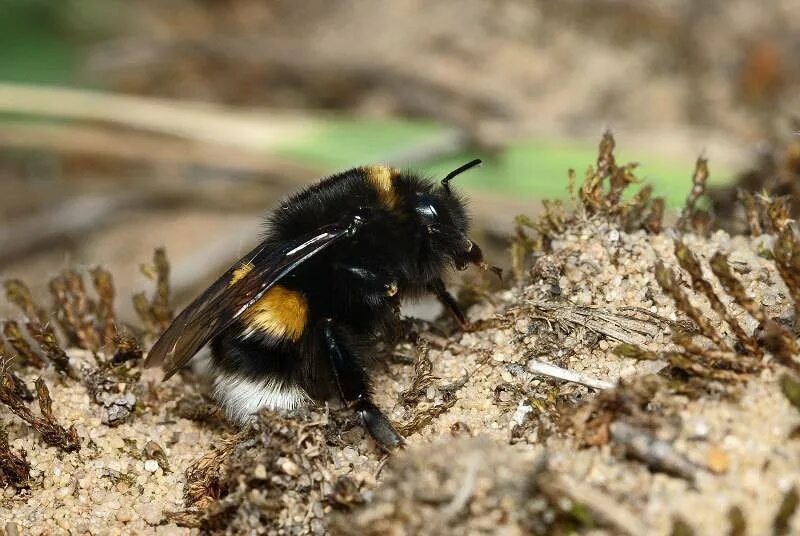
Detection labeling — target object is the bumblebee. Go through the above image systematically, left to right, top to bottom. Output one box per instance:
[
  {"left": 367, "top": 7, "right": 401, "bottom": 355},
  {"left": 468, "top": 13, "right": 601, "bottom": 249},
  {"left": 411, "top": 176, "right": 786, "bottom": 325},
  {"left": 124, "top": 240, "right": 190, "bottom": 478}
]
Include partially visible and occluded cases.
[{"left": 145, "top": 160, "right": 492, "bottom": 449}]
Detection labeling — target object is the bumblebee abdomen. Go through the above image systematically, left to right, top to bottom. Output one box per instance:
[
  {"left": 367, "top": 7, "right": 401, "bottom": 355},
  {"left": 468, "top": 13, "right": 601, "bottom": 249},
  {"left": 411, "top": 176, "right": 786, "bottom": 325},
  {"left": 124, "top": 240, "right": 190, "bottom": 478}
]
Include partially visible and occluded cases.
[{"left": 240, "top": 285, "right": 309, "bottom": 341}]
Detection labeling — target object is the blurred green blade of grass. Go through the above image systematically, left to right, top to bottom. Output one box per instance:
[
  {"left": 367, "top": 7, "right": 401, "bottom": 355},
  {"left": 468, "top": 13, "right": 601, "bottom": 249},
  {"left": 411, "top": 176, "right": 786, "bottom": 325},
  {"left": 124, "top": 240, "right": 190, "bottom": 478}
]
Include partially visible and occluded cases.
[
  {"left": 0, "top": 3, "right": 78, "bottom": 85},
  {"left": 278, "top": 117, "right": 442, "bottom": 167},
  {"left": 279, "top": 118, "right": 733, "bottom": 207}
]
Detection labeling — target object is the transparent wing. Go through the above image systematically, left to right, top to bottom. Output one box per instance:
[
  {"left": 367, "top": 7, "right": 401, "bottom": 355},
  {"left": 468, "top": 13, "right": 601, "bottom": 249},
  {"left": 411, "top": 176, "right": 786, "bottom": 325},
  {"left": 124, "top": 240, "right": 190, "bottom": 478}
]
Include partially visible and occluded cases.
[{"left": 144, "top": 216, "right": 361, "bottom": 380}]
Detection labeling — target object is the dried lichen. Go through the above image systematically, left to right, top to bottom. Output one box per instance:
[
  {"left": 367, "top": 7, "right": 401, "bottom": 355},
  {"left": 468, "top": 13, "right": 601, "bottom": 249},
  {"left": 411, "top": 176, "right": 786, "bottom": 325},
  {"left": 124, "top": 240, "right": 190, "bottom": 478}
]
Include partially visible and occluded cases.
[
  {"left": 511, "top": 131, "right": 665, "bottom": 278},
  {"left": 677, "top": 157, "right": 711, "bottom": 234},
  {"left": 773, "top": 225, "right": 800, "bottom": 325},
  {"left": 673, "top": 240, "right": 760, "bottom": 357},
  {"left": 133, "top": 247, "right": 173, "bottom": 338},
  {"left": 3, "top": 260, "right": 154, "bottom": 427},
  {"left": 655, "top": 261, "right": 729, "bottom": 352},
  {"left": 91, "top": 267, "right": 118, "bottom": 347},
  {"left": 50, "top": 271, "right": 101, "bottom": 352},
  {"left": 3, "top": 279, "right": 46, "bottom": 324},
  {"left": 2, "top": 320, "right": 44, "bottom": 369},
  {"left": 24, "top": 322, "right": 69, "bottom": 374},
  {"left": 398, "top": 345, "right": 437, "bottom": 406},
  {"left": 0, "top": 374, "right": 80, "bottom": 452},
  {"left": 781, "top": 374, "right": 800, "bottom": 412},
  {"left": 567, "top": 375, "right": 665, "bottom": 448},
  {"left": 173, "top": 411, "right": 333, "bottom": 534},
  {"left": 0, "top": 420, "right": 30, "bottom": 489},
  {"left": 610, "top": 421, "right": 699, "bottom": 482},
  {"left": 180, "top": 432, "right": 247, "bottom": 515},
  {"left": 774, "top": 487, "right": 799, "bottom": 536}
]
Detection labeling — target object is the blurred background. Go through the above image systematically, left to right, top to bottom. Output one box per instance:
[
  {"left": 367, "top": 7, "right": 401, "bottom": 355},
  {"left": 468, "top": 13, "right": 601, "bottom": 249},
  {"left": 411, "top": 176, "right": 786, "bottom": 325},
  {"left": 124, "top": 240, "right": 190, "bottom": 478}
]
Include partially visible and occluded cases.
[{"left": 1, "top": 0, "right": 799, "bottom": 320}]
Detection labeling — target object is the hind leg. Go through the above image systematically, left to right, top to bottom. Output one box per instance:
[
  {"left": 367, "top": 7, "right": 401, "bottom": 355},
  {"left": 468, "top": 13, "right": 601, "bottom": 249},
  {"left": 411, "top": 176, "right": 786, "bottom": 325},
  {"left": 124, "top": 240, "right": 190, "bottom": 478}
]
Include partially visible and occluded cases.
[{"left": 320, "top": 318, "right": 404, "bottom": 450}]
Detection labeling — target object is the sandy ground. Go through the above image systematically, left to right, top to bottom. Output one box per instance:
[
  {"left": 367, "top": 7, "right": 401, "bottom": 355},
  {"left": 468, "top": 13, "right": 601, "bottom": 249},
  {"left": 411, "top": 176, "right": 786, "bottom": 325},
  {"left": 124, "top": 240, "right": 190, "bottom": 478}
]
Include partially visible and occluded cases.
[{"left": 3, "top": 209, "right": 800, "bottom": 534}]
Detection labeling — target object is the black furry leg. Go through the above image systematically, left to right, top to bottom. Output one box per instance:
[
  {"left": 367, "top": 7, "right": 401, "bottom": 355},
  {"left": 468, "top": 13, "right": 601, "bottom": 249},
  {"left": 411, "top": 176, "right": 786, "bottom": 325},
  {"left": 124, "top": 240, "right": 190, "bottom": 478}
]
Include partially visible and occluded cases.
[
  {"left": 430, "top": 278, "right": 470, "bottom": 330},
  {"left": 321, "top": 319, "right": 404, "bottom": 450}
]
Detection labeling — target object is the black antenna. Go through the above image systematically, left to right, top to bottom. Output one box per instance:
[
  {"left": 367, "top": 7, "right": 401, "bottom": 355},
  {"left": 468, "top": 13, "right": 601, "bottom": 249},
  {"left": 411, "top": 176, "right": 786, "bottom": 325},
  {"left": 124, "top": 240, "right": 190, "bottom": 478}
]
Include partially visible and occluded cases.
[{"left": 442, "top": 158, "right": 482, "bottom": 193}]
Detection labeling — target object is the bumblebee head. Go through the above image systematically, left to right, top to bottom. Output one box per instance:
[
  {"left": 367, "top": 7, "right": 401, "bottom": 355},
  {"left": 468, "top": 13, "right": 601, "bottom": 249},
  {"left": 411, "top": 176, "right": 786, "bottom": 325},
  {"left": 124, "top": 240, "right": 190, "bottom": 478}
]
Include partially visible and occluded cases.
[{"left": 411, "top": 159, "right": 492, "bottom": 274}]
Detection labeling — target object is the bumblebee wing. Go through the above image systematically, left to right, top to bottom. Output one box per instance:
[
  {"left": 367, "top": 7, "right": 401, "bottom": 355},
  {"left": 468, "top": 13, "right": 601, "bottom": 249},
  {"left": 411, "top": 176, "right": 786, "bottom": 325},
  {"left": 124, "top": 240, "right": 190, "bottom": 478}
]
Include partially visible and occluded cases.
[
  {"left": 145, "top": 221, "right": 355, "bottom": 380},
  {"left": 143, "top": 240, "right": 266, "bottom": 371}
]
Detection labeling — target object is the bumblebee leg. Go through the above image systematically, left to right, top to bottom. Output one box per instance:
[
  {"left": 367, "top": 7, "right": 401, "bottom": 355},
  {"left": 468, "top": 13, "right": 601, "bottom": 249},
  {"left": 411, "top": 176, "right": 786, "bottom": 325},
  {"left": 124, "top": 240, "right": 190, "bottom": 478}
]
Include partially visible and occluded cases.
[
  {"left": 430, "top": 278, "right": 470, "bottom": 330},
  {"left": 321, "top": 319, "right": 404, "bottom": 450}
]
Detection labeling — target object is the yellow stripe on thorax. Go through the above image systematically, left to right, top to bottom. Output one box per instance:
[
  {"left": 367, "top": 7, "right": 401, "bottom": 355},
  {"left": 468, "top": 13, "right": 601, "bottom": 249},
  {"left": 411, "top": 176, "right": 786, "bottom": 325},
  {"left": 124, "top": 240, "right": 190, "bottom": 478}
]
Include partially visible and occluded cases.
[
  {"left": 365, "top": 165, "right": 399, "bottom": 209},
  {"left": 242, "top": 285, "right": 308, "bottom": 341}
]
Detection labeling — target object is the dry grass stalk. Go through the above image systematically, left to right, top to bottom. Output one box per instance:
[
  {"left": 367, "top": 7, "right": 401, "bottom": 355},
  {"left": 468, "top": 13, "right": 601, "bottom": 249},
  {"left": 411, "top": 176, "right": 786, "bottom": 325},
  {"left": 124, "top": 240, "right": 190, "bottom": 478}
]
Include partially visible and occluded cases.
[
  {"left": 596, "top": 130, "right": 616, "bottom": 179},
  {"left": 580, "top": 132, "right": 642, "bottom": 216},
  {"left": 514, "top": 133, "right": 665, "bottom": 275},
  {"left": 677, "top": 157, "right": 710, "bottom": 233},
  {"left": 579, "top": 162, "right": 605, "bottom": 215},
  {"left": 608, "top": 164, "right": 639, "bottom": 208},
  {"left": 622, "top": 184, "right": 652, "bottom": 231},
  {"left": 738, "top": 190, "right": 762, "bottom": 236},
  {"left": 766, "top": 196, "right": 792, "bottom": 234},
  {"left": 644, "top": 198, "right": 665, "bottom": 234},
  {"left": 540, "top": 200, "right": 567, "bottom": 236},
  {"left": 510, "top": 215, "right": 537, "bottom": 280},
  {"left": 773, "top": 226, "right": 800, "bottom": 323},
  {"left": 673, "top": 241, "right": 761, "bottom": 357},
  {"left": 134, "top": 248, "right": 173, "bottom": 336},
  {"left": 707, "top": 252, "right": 800, "bottom": 368},
  {"left": 708, "top": 253, "right": 768, "bottom": 323},
  {"left": 655, "top": 262, "right": 730, "bottom": 351},
  {"left": 39, "top": 266, "right": 127, "bottom": 360},
  {"left": 91, "top": 267, "right": 118, "bottom": 346},
  {"left": 9, "top": 268, "right": 145, "bottom": 425},
  {"left": 64, "top": 270, "right": 102, "bottom": 351},
  {"left": 49, "top": 274, "right": 97, "bottom": 351},
  {"left": 3, "top": 280, "right": 46, "bottom": 324},
  {"left": 759, "top": 320, "right": 800, "bottom": 372},
  {"left": 2, "top": 321, "right": 45, "bottom": 369},
  {"left": 25, "top": 322, "right": 70, "bottom": 374},
  {"left": 110, "top": 332, "right": 143, "bottom": 365},
  {"left": 670, "top": 332, "right": 761, "bottom": 374},
  {"left": 613, "top": 343, "right": 659, "bottom": 361},
  {"left": 399, "top": 346, "right": 437, "bottom": 405},
  {"left": 664, "top": 353, "right": 747, "bottom": 383},
  {"left": 528, "top": 358, "right": 614, "bottom": 390},
  {"left": 6, "top": 372, "right": 33, "bottom": 402},
  {"left": 0, "top": 374, "right": 80, "bottom": 452},
  {"left": 781, "top": 374, "right": 800, "bottom": 413},
  {"left": 568, "top": 375, "right": 663, "bottom": 448},
  {"left": 395, "top": 396, "right": 457, "bottom": 436},
  {"left": 0, "top": 421, "right": 30, "bottom": 489},
  {"left": 610, "top": 421, "right": 699, "bottom": 482},
  {"left": 183, "top": 432, "right": 247, "bottom": 510},
  {"left": 144, "top": 440, "right": 171, "bottom": 473},
  {"left": 536, "top": 470, "right": 648, "bottom": 536},
  {"left": 774, "top": 486, "right": 799, "bottom": 536},
  {"left": 728, "top": 506, "right": 746, "bottom": 536},
  {"left": 670, "top": 517, "right": 696, "bottom": 536}
]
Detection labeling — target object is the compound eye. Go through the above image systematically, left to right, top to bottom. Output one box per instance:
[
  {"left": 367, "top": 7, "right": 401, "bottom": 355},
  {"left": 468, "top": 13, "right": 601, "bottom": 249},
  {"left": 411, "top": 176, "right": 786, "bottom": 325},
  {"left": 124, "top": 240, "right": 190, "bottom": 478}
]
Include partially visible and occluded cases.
[{"left": 415, "top": 195, "right": 439, "bottom": 226}]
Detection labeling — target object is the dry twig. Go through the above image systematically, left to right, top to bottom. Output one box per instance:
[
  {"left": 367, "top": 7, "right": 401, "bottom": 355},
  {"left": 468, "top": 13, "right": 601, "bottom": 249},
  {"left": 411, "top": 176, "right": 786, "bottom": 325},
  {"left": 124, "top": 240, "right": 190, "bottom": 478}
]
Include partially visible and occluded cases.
[
  {"left": 528, "top": 358, "right": 614, "bottom": 390},
  {"left": 610, "top": 421, "right": 698, "bottom": 482}
]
